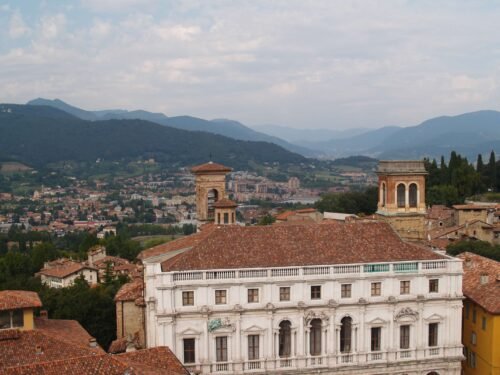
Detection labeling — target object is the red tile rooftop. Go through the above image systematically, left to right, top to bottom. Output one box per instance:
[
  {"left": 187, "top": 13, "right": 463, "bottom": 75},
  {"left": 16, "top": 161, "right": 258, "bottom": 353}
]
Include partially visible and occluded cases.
[
  {"left": 190, "top": 161, "right": 232, "bottom": 174},
  {"left": 212, "top": 198, "right": 238, "bottom": 208},
  {"left": 161, "top": 221, "right": 445, "bottom": 272},
  {"left": 457, "top": 252, "right": 500, "bottom": 314},
  {"left": 0, "top": 291, "right": 42, "bottom": 311}
]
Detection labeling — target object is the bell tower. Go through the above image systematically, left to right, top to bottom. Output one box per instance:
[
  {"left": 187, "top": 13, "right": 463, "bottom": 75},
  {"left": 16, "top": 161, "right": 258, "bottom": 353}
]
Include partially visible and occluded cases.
[
  {"left": 376, "top": 160, "right": 427, "bottom": 240},
  {"left": 191, "top": 161, "right": 232, "bottom": 222}
]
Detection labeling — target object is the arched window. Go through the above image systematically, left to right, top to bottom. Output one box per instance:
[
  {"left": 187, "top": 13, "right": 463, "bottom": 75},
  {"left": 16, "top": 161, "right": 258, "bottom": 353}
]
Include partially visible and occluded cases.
[
  {"left": 381, "top": 183, "right": 386, "bottom": 207},
  {"left": 409, "top": 183, "right": 418, "bottom": 208},
  {"left": 397, "top": 184, "right": 406, "bottom": 208},
  {"left": 207, "top": 189, "right": 219, "bottom": 219},
  {"left": 340, "top": 317, "right": 352, "bottom": 353},
  {"left": 310, "top": 319, "right": 322, "bottom": 356},
  {"left": 279, "top": 320, "right": 291, "bottom": 357},
  {"left": 427, "top": 372, "right": 439, "bottom": 375}
]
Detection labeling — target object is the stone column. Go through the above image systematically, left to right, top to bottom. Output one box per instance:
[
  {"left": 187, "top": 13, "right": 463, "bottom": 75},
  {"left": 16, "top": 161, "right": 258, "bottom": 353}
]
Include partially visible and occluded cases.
[{"left": 235, "top": 316, "right": 242, "bottom": 371}]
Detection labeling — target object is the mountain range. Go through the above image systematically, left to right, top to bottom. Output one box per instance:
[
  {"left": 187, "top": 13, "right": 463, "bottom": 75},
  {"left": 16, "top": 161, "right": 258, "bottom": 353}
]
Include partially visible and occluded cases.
[
  {"left": 27, "top": 98, "right": 313, "bottom": 156},
  {"left": 27, "top": 98, "right": 500, "bottom": 161},
  {"left": 0, "top": 104, "right": 305, "bottom": 170}
]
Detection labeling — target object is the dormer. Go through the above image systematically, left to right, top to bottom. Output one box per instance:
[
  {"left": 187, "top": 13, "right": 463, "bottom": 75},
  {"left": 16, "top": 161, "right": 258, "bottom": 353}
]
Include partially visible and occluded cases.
[{"left": 0, "top": 290, "right": 42, "bottom": 331}]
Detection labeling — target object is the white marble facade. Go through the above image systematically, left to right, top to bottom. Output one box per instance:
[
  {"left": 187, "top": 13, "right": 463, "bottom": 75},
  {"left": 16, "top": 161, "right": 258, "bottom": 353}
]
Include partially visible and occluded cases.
[{"left": 144, "top": 256, "right": 464, "bottom": 375}]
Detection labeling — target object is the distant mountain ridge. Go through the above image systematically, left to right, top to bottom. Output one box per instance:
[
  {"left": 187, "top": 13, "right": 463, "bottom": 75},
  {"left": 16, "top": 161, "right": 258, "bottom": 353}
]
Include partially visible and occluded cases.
[
  {"left": 27, "top": 98, "right": 314, "bottom": 157},
  {"left": 0, "top": 104, "right": 305, "bottom": 169}
]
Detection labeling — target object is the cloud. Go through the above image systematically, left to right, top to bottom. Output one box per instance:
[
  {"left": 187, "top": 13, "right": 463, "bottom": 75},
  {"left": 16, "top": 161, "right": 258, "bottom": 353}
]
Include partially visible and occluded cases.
[
  {"left": 2, "top": 1, "right": 500, "bottom": 128},
  {"left": 9, "top": 11, "right": 30, "bottom": 38},
  {"left": 40, "top": 14, "right": 66, "bottom": 39}
]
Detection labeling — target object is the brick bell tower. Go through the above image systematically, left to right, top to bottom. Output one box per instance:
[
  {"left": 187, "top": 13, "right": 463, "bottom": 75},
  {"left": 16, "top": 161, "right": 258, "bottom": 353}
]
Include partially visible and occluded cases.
[
  {"left": 376, "top": 160, "right": 427, "bottom": 241},
  {"left": 191, "top": 161, "right": 232, "bottom": 223}
]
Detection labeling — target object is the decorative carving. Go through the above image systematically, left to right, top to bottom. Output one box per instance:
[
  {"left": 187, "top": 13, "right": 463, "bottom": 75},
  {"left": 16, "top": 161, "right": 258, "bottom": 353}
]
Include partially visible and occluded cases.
[
  {"left": 387, "top": 296, "right": 396, "bottom": 303},
  {"left": 358, "top": 298, "right": 368, "bottom": 305},
  {"left": 327, "top": 299, "right": 338, "bottom": 308},
  {"left": 297, "top": 301, "right": 306, "bottom": 309},
  {"left": 265, "top": 302, "right": 275, "bottom": 311},
  {"left": 233, "top": 304, "right": 244, "bottom": 312},
  {"left": 200, "top": 305, "right": 211, "bottom": 314},
  {"left": 394, "top": 307, "right": 419, "bottom": 322},
  {"left": 304, "top": 310, "right": 329, "bottom": 325},
  {"left": 208, "top": 317, "right": 234, "bottom": 332}
]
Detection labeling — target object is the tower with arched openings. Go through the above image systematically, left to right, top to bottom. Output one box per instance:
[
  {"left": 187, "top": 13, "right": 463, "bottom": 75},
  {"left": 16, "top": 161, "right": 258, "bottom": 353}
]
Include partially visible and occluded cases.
[
  {"left": 376, "top": 160, "right": 427, "bottom": 240},
  {"left": 191, "top": 161, "right": 232, "bottom": 223}
]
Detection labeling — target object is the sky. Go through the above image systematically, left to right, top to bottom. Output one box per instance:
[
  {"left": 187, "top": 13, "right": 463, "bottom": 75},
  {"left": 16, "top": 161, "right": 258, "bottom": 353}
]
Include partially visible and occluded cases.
[{"left": 1, "top": 1, "right": 500, "bottom": 129}]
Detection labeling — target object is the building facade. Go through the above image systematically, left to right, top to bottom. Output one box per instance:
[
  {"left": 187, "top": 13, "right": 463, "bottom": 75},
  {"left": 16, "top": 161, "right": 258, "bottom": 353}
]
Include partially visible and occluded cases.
[
  {"left": 143, "top": 222, "right": 464, "bottom": 375},
  {"left": 457, "top": 253, "right": 500, "bottom": 375}
]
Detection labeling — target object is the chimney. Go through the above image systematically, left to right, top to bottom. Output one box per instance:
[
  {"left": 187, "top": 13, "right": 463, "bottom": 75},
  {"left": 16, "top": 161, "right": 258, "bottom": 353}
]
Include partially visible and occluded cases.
[
  {"left": 464, "top": 258, "right": 472, "bottom": 268},
  {"left": 480, "top": 274, "right": 489, "bottom": 285},
  {"left": 39, "top": 310, "right": 48, "bottom": 320},
  {"left": 89, "top": 338, "right": 98, "bottom": 348},
  {"left": 35, "top": 345, "right": 43, "bottom": 355}
]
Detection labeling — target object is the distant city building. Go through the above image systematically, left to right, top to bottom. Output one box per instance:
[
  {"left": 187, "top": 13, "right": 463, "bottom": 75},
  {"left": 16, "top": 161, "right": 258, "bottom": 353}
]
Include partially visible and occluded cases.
[{"left": 288, "top": 176, "right": 300, "bottom": 190}]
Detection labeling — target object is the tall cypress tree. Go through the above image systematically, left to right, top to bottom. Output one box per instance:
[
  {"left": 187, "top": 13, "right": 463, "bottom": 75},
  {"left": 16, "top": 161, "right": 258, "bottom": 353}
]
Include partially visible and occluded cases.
[
  {"left": 488, "top": 151, "right": 497, "bottom": 190},
  {"left": 476, "top": 154, "right": 484, "bottom": 173}
]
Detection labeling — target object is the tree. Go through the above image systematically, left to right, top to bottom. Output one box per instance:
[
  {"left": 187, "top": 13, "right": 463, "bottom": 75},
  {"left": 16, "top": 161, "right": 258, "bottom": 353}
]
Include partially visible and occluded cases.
[
  {"left": 488, "top": 151, "right": 497, "bottom": 190},
  {"left": 314, "top": 187, "right": 378, "bottom": 215},
  {"left": 258, "top": 214, "right": 276, "bottom": 226},
  {"left": 447, "top": 240, "right": 500, "bottom": 261}
]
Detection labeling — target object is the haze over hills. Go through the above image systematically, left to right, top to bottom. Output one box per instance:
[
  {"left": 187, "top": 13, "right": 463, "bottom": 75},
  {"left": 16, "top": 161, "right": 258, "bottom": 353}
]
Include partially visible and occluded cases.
[
  {"left": 27, "top": 98, "right": 314, "bottom": 157},
  {"left": 0, "top": 104, "right": 305, "bottom": 170},
  {"left": 251, "top": 124, "right": 370, "bottom": 143}
]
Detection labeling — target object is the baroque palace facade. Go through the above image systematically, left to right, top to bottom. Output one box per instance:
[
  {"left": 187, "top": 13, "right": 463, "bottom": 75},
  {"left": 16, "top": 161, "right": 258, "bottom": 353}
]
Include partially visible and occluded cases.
[{"left": 141, "top": 161, "right": 464, "bottom": 375}]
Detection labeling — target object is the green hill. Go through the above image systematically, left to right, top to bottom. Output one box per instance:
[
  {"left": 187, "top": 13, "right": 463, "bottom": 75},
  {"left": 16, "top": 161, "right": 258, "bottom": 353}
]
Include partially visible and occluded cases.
[{"left": 0, "top": 104, "right": 305, "bottom": 170}]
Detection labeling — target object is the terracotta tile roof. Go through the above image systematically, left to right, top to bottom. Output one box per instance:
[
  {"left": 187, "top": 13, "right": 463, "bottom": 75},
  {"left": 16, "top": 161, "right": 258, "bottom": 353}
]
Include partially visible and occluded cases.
[
  {"left": 191, "top": 161, "right": 232, "bottom": 174},
  {"left": 212, "top": 198, "right": 238, "bottom": 208},
  {"left": 453, "top": 204, "right": 497, "bottom": 210},
  {"left": 426, "top": 205, "right": 454, "bottom": 220},
  {"left": 275, "top": 210, "right": 294, "bottom": 221},
  {"left": 162, "top": 221, "right": 445, "bottom": 272},
  {"left": 137, "top": 224, "right": 216, "bottom": 260},
  {"left": 457, "top": 252, "right": 500, "bottom": 314},
  {"left": 93, "top": 256, "right": 130, "bottom": 268},
  {"left": 37, "top": 260, "right": 96, "bottom": 279},
  {"left": 115, "top": 279, "right": 144, "bottom": 303},
  {"left": 0, "top": 291, "right": 42, "bottom": 311},
  {"left": 34, "top": 317, "right": 102, "bottom": 352},
  {"left": 0, "top": 330, "right": 100, "bottom": 370},
  {"left": 117, "top": 346, "right": 189, "bottom": 375},
  {"left": 3, "top": 355, "right": 130, "bottom": 375}
]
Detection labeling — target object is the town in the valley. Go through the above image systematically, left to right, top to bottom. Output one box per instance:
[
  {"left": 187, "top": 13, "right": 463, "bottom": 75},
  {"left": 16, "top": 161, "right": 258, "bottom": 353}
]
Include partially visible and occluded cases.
[{"left": 1, "top": 157, "right": 499, "bottom": 375}]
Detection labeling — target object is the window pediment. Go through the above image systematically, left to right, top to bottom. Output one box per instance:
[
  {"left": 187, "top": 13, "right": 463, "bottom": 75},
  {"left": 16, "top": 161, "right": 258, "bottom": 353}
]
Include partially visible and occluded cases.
[
  {"left": 425, "top": 313, "right": 444, "bottom": 322},
  {"left": 367, "top": 317, "right": 387, "bottom": 326},
  {"left": 243, "top": 325, "right": 265, "bottom": 334},
  {"left": 179, "top": 328, "right": 202, "bottom": 336}
]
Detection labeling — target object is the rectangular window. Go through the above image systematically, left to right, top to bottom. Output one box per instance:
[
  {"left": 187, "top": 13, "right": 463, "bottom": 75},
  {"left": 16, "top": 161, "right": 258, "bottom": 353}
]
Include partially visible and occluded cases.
[
  {"left": 223, "top": 212, "right": 229, "bottom": 224},
  {"left": 429, "top": 279, "right": 439, "bottom": 293},
  {"left": 400, "top": 280, "right": 410, "bottom": 295},
  {"left": 371, "top": 282, "right": 381, "bottom": 296},
  {"left": 341, "top": 284, "right": 352, "bottom": 298},
  {"left": 311, "top": 285, "right": 321, "bottom": 300},
  {"left": 279, "top": 287, "right": 290, "bottom": 301},
  {"left": 247, "top": 288, "right": 259, "bottom": 303},
  {"left": 215, "top": 290, "right": 227, "bottom": 305},
  {"left": 182, "top": 291, "right": 194, "bottom": 306},
  {"left": 465, "top": 302, "right": 469, "bottom": 319},
  {"left": 472, "top": 309, "right": 476, "bottom": 323},
  {"left": 11, "top": 310, "right": 23, "bottom": 328},
  {"left": 0, "top": 311, "right": 11, "bottom": 329},
  {"left": 482, "top": 316, "right": 486, "bottom": 330},
  {"left": 428, "top": 323, "right": 438, "bottom": 347},
  {"left": 400, "top": 325, "right": 410, "bottom": 349},
  {"left": 371, "top": 327, "right": 381, "bottom": 351},
  {"left": 471, "top": 332, "right": 477, "bottom": 345},
  {"left": 248, "top": 335, "right": 259, "bottom": 360},
  {"left": 216, "top": 336, "right": 228, "bottom": 362},
  {"left": 183, "top": 338, "right": 195, "bottom": 364},
  {"left": 470, "top": 351, "right": 476, "bottom": 368}
]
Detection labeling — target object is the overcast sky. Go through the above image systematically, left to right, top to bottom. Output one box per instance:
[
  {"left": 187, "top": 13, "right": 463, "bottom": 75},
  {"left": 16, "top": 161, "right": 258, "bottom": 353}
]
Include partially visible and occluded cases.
[{"left": 1, "top": 1, "right": 500, "bottom": 129}]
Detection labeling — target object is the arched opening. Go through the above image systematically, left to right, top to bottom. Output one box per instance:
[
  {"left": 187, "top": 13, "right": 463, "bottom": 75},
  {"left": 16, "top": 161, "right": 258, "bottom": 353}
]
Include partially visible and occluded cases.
[
  {"left": 381, "top": 182, "right": 386, "bottom": 207},
  {"left": 397, "top": 183, "right": 406, "bottom": 208},
  {"left": 409, "top": 183, "right": 418, "bottom": 208},
  {"left": 207, "top": 189, "right": 219, "bottom": 219},
  {"left": 340, "top": 317, "right": 352, "bottom": 353},
  {"left": 309, "top": 319, "right": 322, "bottom": 356},
  {"left": 279, "top": 320, "right": 292, "bottom": 357},
  {"left": 426, "top": 372, "right": 439, "bottom": 375}
]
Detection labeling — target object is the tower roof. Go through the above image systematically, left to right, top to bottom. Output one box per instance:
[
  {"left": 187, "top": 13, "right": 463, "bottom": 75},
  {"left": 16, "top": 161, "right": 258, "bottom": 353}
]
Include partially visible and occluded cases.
[
  {"left": 377, "top": 160, "right": 427, "bottom": 175},
  {"left": 191, "top": 161, "right": 232, "bottom": 174},
  {"left": 213, "top": 198, "right": 238, "bottom": 208}
]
